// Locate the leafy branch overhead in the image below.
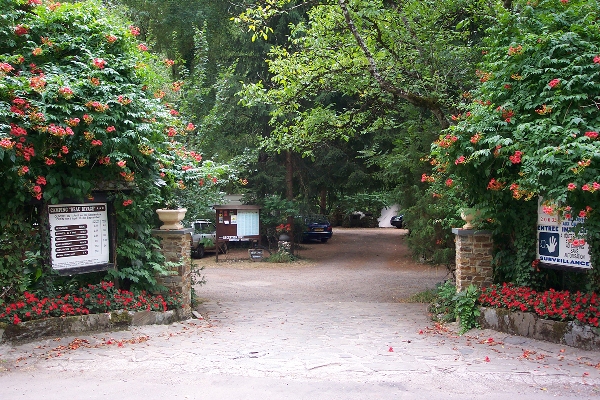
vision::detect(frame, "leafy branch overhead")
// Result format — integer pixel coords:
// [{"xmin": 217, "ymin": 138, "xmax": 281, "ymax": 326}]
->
[{"xmin": 236, "ymin": 0, "xmax": 493, "ymax": 155}]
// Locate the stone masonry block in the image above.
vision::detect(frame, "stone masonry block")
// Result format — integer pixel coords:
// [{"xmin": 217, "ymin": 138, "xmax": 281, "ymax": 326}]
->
[
  {"xmin": 152, "ymin": 229, "xmax": 193, "ymax": 312},
  {"xmin": 454, "ymin": 230, "xmax": 494, "ymax": 291}
]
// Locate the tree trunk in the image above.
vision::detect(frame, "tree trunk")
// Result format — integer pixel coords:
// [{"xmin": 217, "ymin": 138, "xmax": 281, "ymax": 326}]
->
[
  {"xmin": 285, "ymin": 150, "xmax": 295, "ymax": 251},
  {"xmin": 286, "ymin": 150, "xmax": 293, "ymax": 201},
  {"xmin": 320, "ymin": 188, "xmax": 327, "ymax": 215}
]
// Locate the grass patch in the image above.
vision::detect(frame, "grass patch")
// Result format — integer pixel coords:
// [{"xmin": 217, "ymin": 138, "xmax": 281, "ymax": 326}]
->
[
  {"xmin": 402, "ymin": 288, "xmax": 438, "ymax": 303},
  {"xmin": 264, "ymin": 251, "xmax": 297, "ymax": 263}
]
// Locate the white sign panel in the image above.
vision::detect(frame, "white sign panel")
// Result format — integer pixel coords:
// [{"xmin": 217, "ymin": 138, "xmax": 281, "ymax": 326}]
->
[
  {"xmin": 48, "ymin": 203, "xmax": 110, "ymax": 270},
  {"xmin": 537, "ymin": 199, "xmax": 591, "ymax": 269},
  {"xmin": 236, "ymin": 210, "xmax": 259, "ymax": 237}
]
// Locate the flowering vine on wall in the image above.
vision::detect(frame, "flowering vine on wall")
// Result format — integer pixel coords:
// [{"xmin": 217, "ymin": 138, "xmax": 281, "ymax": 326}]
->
[
  {"xmin": 427, "ymin": 0, "xmax": 600, "ymax": 288},
  {"xmin": 0, "ymin": 0, "xmax": 229, "ymax": 300}
]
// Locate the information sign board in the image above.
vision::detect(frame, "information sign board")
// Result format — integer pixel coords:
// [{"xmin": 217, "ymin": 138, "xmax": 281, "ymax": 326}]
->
[
  {"xmin": 248, "ymin": 249, "xmax": 263, "ymax": 261},
  {"xmin": 237, "ymin": 210, "xmax": 259, "ymax": 237},
  {"xmin": 537, "ymin": 199, "xmax": 591, "ymax": 269},
  {"xmin": 48, "ymin": 203, "xmax": 110, "ymax": 271}
]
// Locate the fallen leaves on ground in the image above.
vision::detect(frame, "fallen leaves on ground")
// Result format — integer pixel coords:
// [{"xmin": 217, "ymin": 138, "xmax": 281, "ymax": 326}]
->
[{"xmin": 44, "ymin": 336, "xmax": 150, "ymax": 359}]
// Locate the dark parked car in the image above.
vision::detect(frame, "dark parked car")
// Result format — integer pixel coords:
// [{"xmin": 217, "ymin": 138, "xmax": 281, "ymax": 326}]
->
[
  {"xmin": 390, "ymin": 215, "xmax": 404, "ymax": 228},
  {"xmin": 302, "ymin": 215, "xmax": 333, "ymax": 243}
]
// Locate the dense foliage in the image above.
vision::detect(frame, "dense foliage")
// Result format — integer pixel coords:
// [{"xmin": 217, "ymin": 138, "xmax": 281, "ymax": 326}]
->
[
  {"xmin": 430, "ymin": 0, "xmax": 600, "ymax": 288},
  {"xmin": 0, "ymin": 0, "xmax": 224, "ymax": 303}
]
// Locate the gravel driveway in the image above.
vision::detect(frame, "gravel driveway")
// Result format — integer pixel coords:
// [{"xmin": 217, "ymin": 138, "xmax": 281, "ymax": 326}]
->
[
  {"xmin": 0, "ymin": 227, "xmax": 598, "ymax": 399},
  {"xmin": 197, "ymin": 227, "xmax": 448, "ymax": 304}
]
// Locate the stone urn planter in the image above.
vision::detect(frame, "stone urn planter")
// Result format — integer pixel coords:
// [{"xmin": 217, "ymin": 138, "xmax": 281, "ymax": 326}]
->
[
  {"xmin": 156, "ymin": 208, "xmax": 187, "ymax": 230},
  {"xmin": 460, "ymin": 208, "xmax": 480, "ymax": 229}
]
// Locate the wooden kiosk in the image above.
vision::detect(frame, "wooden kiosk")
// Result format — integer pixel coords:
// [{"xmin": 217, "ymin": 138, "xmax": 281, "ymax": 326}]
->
[{"xmin": 214, "ymin": 204, "xmax": 261, "ymax": 261}]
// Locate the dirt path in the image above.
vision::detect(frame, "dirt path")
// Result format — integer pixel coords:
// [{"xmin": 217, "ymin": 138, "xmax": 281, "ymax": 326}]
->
[
  {"xmin": 0, "ymin": 227, "xmax": 598, "ymax": 399},
  {"xmin": 195, "ymin": 227, "xmax": 448, "ymax": 303}
]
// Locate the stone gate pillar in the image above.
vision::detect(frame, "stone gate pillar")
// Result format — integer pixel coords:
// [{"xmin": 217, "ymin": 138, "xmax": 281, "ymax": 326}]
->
[
  {"xmin": 152, "ymin": 228, "xmax": 193, "ymax": 318},
  {"xmin": 451, "ymin": 228, "xmax": 494, "ymax": 291}
]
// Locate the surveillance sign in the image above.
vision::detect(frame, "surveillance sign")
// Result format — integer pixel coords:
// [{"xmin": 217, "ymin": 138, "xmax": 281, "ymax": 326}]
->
[
  {"xmin": 537, "ymin": 199, "xmax": 591, "ymax": 269},
  {"xmin": 48, "ymin": 203, "xmax": 110, "ymax": 271}
]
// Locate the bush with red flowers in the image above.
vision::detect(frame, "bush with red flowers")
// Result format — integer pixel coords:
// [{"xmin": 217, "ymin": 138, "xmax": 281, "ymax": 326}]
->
[
  {"xmin": 0, "ymin": 0, "xmax": 232, "ymax": 304},
  {"xmin": 479, "ymin": 283, "xmax": 599, "ymax": 327},
  {"xmin": 428, "ymin": 0, "xmax": 600, "ymax": 289},
  {"xmin": 0, "ymin": 281, "xmax": 182, "ymax": 325}
]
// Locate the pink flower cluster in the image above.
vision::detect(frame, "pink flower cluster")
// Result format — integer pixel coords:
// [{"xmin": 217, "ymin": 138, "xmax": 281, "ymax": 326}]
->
[
  {"xmin": 487, "ymin": 178, "xmax": 503, "ymax": 191},
  {"xmin": 421, "ymin": 173, "xmax": 435, "ymax": 183},
  {"xmin": 585, "ymin": 131, "xmax": 598, "ymax": 139},
  {"xmin": 568, "ymin": 181, "xmax": 600, "ymax": 193},
  {"xmin": 58, "ymin": 86, "xmax": 74, "ymax": 98},
  {"xmin": 14, "ymin": 25, "xmax": 29, "ymax": 36},
  {"xmin": 129, "ymin": 25, "xmax": 140, "ymax": 36},
  {"xmin": 542, "ymin": 205, "xmax": 554, "ymax": 215},
  {"xmin": 92, "ymin": 58, "xmax": 106, "ymax": 69},
  {"xmin": 581, "ymin": 183, "xmax": 600, "ymax": 192},
  {"xmin": 0, "ymin": 62, "xmax": 14, "ymax": 73},
  {"xmin": 435, "ymin": 134, "xmax": 458, "ymax": 148},
  {"xmin": 47, "ymin": 124, "xmax": 74, "ymax": 137}
]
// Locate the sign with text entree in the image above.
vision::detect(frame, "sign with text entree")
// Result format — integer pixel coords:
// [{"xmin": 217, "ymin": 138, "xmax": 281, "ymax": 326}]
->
[{"xmin": 537, "ymin": 198, "xmax": 591, "ymax": 269}]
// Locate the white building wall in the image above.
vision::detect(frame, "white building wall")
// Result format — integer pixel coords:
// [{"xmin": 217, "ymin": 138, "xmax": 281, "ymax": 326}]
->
[{"xmin": 378, "ymin": 205, "xmax": 399, "ymax": 228}]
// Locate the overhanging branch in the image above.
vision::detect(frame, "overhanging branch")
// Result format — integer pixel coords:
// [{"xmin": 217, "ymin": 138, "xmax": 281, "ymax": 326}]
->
[{"xmin": 337, "ymin": 0, "xmax": 450, "ymax": 129}]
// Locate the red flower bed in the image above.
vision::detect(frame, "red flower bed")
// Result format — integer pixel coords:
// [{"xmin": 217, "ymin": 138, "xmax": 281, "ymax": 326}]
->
[
  {"xmin": 479, "ymin": 283, "xmax": 599, "ymax": 327},
  {"xmin": 0, "ymin": 281, "xmax": 182, "ymax": 325}
]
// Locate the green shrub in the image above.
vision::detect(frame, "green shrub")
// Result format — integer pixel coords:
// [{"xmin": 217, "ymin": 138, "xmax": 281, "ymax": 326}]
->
[
  {"xmin": 265, "ymin": 250, "xmax": 296, "ymax": 263},
  {"xmin": 429, "ymin": 281, "xmax": 481, "ymax": 334},
  {"xmin": 453, "ymin": 284, "xmax": 481, "ymax": 334},
  {"xmin": 428, "ymin": 280, "xmax": 458, "ymax": 323},
  {"xmin": 0, "ymin": 0, "xmax": 224, "ymax": 299}
]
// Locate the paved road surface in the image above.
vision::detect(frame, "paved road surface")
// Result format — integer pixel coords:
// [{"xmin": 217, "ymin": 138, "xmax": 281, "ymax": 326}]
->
[{"xmin": 0, "ymin": 228, "xmax": 598, "ymax": 399}]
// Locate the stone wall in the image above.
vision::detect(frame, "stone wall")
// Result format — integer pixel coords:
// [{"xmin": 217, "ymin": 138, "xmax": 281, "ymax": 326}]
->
[
  {"xmin": 479, "ymin": 307, "xmax": 600, "ymax": 351},
  {"xmin": 152, "ymin": 228, "xmax": 193, "ymax": 318},
  {"xmin": 0, "ymin": 309, "xmax": 187, "ymax": 343},
  {"xmin": 452, "ymin": 229, "xmax": 494, "ymax": 291}
]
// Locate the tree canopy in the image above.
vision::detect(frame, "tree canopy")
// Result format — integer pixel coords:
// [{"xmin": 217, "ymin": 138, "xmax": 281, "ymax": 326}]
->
[{"xmin": 239, "ymin": 0, "xmax": 492, "ymax": 154}]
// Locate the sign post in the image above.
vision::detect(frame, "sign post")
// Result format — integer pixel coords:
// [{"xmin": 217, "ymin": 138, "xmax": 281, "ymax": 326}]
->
[
  {"xmin": 537, "ymin": 199, "xmax": 591, "ymax": 270},
  {"xmin": 48, "ymin": 203, "xmax": 114, "ymax": 275},
  {"xmin": 213, "ymin": 204, "xmax": 261, "ymax": 262}
]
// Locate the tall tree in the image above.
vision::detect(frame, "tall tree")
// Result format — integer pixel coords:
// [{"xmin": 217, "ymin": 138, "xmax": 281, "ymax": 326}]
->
[{"xmin": 236, "ymin": 0, "xmax": 492, "ymax": 255}]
